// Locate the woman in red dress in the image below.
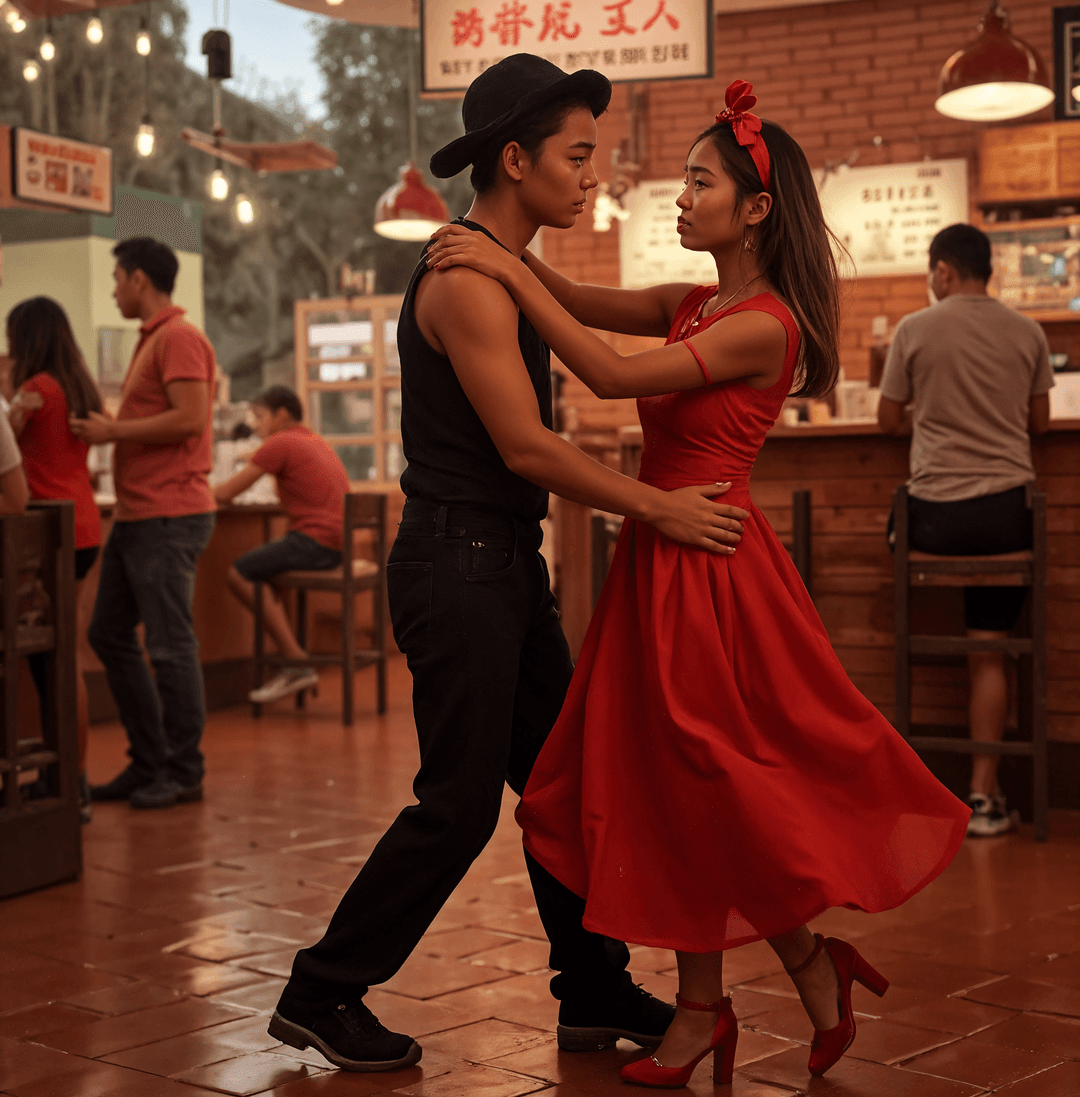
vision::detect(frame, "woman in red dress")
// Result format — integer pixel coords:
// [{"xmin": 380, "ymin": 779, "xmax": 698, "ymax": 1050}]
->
[
  {"xmin": 426, "ymin": 81, "xmax": 970, "ymax": 1087},
  {"xmin": 7, "ymin": 297, "xmax": 103, "ymax": 820}
]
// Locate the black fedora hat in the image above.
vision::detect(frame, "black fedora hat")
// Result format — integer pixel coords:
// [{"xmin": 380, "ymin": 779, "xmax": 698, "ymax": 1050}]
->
[{"xmin": 430, "ymin": 54, "xmax": 611, "ymax": 180}]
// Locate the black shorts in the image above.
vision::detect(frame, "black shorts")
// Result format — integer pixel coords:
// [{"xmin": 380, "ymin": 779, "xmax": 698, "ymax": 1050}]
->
[
  {"xmin": 75, "ymin": 545, "xmax": 99, "ymax": 581},
  {"xmin": 890, "ymin": 485, "xmax": 1031, "ymax": 633},
  {"xmin": 234, "ymin": 530, "xmax": 341, "ymax": 583}
]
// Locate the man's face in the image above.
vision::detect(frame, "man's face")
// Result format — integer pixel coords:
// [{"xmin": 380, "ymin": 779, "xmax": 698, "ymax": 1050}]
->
[
  {"xmin": 517, "ymin": 107, "xmax": 599, "ymax": 230},
  {"xmin": 112, "ymin": 263, "xmax": 141, "ymax": 319}
]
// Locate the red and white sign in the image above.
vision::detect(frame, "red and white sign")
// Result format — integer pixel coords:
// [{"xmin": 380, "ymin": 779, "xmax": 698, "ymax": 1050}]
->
[
  {"xmin": 11, "ymin": 128, "xmax": 113, "ymax": 214},
  {"xmin": 421, "ymin": 0, "xmax": 713, "ymax": 92}
]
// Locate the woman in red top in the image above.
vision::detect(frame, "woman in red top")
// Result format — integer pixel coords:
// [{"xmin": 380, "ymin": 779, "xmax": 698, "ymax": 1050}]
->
[
  {"xmin": 425, "ymin": 82, "xmax": 970, "ymax": 1087},
  {"xmin": 7, "ymin": 297, "xmax": 103, "ymax": 819}
]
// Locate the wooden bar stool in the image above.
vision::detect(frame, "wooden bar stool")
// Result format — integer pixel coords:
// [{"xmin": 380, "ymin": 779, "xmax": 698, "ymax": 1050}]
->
[
  {"xmin": 893, "ymin": 483, "xmax": 1048, "ymax": 841},
  {"xmin": 0, "ymin": 501, "xmax": 80, "ymax": 897},
  {"xmin": 252, "ymin": 493, "xmax": 387, "ymax": 725}
]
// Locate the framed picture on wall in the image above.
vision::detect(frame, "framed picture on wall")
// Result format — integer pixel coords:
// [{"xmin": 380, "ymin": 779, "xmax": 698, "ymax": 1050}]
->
[{"xmin": 1054, "ymin": 5, "xmax": 1080, "ymax": 120}]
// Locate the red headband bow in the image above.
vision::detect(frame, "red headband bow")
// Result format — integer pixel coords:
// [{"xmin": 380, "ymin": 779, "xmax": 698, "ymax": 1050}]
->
[{"xmin": 716, "ymin": 79, "xmax": 770, "ymax": 191}]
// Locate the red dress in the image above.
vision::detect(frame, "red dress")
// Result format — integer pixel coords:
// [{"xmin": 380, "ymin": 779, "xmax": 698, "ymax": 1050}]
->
[
  {"xmin": 18, "ymin": 373, "xmax": 100, "ymax": 550},
  {"xmin": 517, "ymin": 288, "xmax": 970, "ymax": 953}
]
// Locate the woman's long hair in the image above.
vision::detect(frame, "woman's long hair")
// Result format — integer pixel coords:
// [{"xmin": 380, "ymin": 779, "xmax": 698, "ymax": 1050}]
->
[
  {"xmin": 694, "ymin": 118, "xmax": 842, "ymax": 398},
  {"xmin": 7, "ymin": 297, "xmax": 102, "ymax": 419}
]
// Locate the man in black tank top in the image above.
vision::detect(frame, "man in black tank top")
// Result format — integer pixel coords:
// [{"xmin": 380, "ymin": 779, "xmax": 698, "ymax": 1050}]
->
[{"xmin": 270, "ymin": 55, "xmax": 747, "ymax": 1073}]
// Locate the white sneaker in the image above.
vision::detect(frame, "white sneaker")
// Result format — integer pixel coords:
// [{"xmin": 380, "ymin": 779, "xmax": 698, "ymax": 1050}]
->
[
  {"xmin": 249, "ymin": 667, "xmax": 319, "ymax": 703},
  {"xmin": 966, "ymin": 792, "xmax": 1019, "ymax": 837}
]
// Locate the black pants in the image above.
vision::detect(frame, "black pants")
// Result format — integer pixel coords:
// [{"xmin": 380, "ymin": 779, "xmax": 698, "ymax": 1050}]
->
[
  {"xmin": 285, "ymin": 499, "xmax": 631, "ymax": 1008},
  {"xmin": 890, "ymin": 485, "xmax": 1031, "ymax": 632}
]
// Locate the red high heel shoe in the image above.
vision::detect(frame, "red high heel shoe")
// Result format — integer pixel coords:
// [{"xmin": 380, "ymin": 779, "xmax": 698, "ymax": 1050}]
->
[
  {"xmin": 787, "ymin": 934, "xmax": 889, "ymax": 1078},
  {"xmin": 619, "ymin": 994, "xmax": 738, "ymax": 1089}
]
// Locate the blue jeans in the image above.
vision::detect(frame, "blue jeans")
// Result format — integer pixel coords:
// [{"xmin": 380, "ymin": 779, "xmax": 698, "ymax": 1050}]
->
[{"xmin": 88, "ymin": 513, "xmax": 215, "ymax": 785}]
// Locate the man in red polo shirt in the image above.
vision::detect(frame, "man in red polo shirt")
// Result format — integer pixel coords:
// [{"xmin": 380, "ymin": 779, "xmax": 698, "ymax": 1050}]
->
[{"xmin": 72, "ymin": 237, "xmax": 217, "ymax": 810}]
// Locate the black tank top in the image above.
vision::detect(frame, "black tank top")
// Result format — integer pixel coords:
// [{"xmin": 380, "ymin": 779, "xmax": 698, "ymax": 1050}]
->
[{"xmin": 398, "ymin": 219, "xmax": 551, "ymax": 523}]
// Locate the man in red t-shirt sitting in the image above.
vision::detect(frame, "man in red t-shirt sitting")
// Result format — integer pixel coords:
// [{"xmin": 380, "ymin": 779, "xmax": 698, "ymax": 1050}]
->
[{"xmin": 214, "ymin": 385, "xmax": 350, "ymax": 704}]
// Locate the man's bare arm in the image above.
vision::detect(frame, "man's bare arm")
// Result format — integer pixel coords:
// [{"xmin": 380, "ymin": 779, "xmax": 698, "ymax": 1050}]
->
[
  {"xmin": 1028, "ymin": 393, "xmax": 1050, "ymax": 435},
  {"xmin": 71, "ymin": 380, "xmax": 209, "ymax": 445},
  {"xmin": 877, "ymin": 396, "xmax": 911, "ymax": 437}
]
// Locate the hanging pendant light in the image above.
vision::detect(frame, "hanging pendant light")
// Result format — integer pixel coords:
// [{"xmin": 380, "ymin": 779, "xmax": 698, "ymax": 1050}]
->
[
  {"xmin": 22, "ymin": 58, "xmax": 40, "ymax": 82},
  {"xmin": 207, "ymin": 164, "xmax": 230, "ymax": 201},
  {"xmin": 373, "ymin": 29, "xmax": 449, "ymax": 241},
  {"xmin": 375, "ymin": 162, "xmax": 451, "ymax": 241},
  {"xmin": 234, "ymin": 193, "xmax": 256, "ymax": 225},
  {"xmin": 935, "ymin": 3, "xmax": 1054, "ymax": 121},
  {"xmin": 86, "ymin": 16, "xmax": 104, "ymax": 44},
  {"xmin": 135, "ymin": 117, "xmax": 156, "ymax": 157}
]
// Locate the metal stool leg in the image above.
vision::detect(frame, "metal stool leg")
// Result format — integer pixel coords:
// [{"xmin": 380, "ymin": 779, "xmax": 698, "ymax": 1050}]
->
[{"xmin": 295, "ymin": 588, "xmax": 308, "ymax": 710}]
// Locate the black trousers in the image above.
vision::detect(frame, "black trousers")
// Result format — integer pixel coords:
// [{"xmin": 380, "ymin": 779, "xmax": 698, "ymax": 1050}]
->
[
  {"xmin": 889, "ymin": 485, "xmax": 1031, "ymax": 632},
  {"xmin": 285, "ymin": 498, "xmax": 631, "ymax": 1008}
]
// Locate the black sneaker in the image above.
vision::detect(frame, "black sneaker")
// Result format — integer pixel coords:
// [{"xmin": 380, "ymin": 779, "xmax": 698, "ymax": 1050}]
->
[
  {"xmin": 557, "ymin": 981, "xmax": 675, "ymax": 1052},
  {"xmin": 130, "ymin": 777, "xmax": 204, "ymax": 810},
  {"xmin": 268, "ymin": 1000, "xmax": 421, "ymax": 1072},
  {"xmin": 90, "ymin": 767, "xmax": 152, "ymax": 802}
]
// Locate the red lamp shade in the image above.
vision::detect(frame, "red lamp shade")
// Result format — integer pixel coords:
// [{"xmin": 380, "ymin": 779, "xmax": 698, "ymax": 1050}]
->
[
  {"xmin": 373, "ymin": 162, "xmax": 450, "ymax": 241},
  {"xmin": 935, "ymin": 3, "xmax": 1054, "ymax": 121}
]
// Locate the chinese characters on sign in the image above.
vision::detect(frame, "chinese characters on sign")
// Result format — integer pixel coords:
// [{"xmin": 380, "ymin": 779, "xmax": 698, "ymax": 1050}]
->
[
  {"xmin": 11, "ymin": 127, "xmax": 113, "ymax": 214},
  {"xmin": 817, "ymin": 159, "xmax": 969, "ymax": 277},
  {"xmin": 618, "ymin": 181, "xmax": 716, "ymax": 289},
  {"xmin": 422, "ymin": 0, "xmax": 711, "ymax": 91}
]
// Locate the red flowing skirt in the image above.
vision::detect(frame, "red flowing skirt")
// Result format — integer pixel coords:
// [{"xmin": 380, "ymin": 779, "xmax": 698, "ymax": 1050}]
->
[{"xmin": 517, "ymin": 507, "xmax": 969, "ymax": 952}]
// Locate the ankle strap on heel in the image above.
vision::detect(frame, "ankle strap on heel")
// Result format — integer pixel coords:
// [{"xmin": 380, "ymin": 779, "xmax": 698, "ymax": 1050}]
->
[
  {"xmin": 675, "ymin": 994, "xmax": 730, "ymax": 1012},
  {"xmin": 785, "ymin": 933, "xmax": 825, "ymax": 977}
]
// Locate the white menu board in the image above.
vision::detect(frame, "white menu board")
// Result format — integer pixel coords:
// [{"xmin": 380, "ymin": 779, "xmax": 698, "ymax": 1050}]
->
[
  {"xmin": 618, "ymin": 181, "xmax": 716, "ymax": 289},
  {"xmin": 819, "ymin": 159, "xmax": 970, "ymax": 277}
]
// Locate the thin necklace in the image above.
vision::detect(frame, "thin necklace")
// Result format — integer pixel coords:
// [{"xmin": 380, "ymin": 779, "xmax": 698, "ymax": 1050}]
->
[{"xmin": 691, "ymin": 276, "xmax": 763, "ymax": 329}]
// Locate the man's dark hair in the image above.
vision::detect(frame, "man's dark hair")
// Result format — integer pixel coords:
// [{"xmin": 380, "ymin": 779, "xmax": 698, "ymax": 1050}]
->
[
  {"xmin": 929, "ymin": 224, "xmax": 992, "ymax": 283},
  {"xmin": 112, "ymin": 237, "xmax": 179, "ymax": 295},
  {"xmin": 470, "ymin": 96, "xmax": 593, "ymax": 193},
  {"xmin": 252, "ymin": 384, "xmax": 303, "ymax": 422}
]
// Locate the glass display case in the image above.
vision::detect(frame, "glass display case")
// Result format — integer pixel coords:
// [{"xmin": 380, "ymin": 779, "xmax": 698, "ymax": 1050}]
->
[{"xmin": 294, "ymin": 295, "xmax": 403, "ymax": 487}]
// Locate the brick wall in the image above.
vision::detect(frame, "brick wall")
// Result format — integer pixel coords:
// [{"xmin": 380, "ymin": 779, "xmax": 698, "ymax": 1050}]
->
[{"xmin": 545, "ymin": 0, "xmax": 1058, "ymax": 428}]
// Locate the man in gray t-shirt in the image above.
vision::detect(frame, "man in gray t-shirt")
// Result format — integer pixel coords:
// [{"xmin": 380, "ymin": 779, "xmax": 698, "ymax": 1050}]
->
[{"xmin": 878, "ymin": 223, "xmax": 1052, "ymax": 838}]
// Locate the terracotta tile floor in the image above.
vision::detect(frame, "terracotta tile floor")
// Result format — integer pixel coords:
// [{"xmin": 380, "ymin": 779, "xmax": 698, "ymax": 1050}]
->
[{"xmin": 3, "ymin": 656, "xmax": 1080, "ymax": 1096}]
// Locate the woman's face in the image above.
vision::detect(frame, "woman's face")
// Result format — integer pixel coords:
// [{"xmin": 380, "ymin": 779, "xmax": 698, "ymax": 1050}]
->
[
  {"xmin": 675, "ymin": 139, "xmax": 747, "ymax": 253},
  {"xmin": 516, "ymin": 106, "xmax": 600, "ymax": 230}
]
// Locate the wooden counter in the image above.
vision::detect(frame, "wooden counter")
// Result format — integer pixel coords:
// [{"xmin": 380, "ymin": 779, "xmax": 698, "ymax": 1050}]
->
[
  {"xmin": 554, "ymin": 419, "xmax": 1080, "ymax": 808},
  {"xmin": 84, "ymin": 495, "xmax": 404, "ymax": 722}
]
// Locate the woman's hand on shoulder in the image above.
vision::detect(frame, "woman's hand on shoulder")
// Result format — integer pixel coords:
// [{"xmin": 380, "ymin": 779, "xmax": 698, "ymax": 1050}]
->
[{"xmin": 426, "ymin": 224, "xmax": 520, "ymax": 288}]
